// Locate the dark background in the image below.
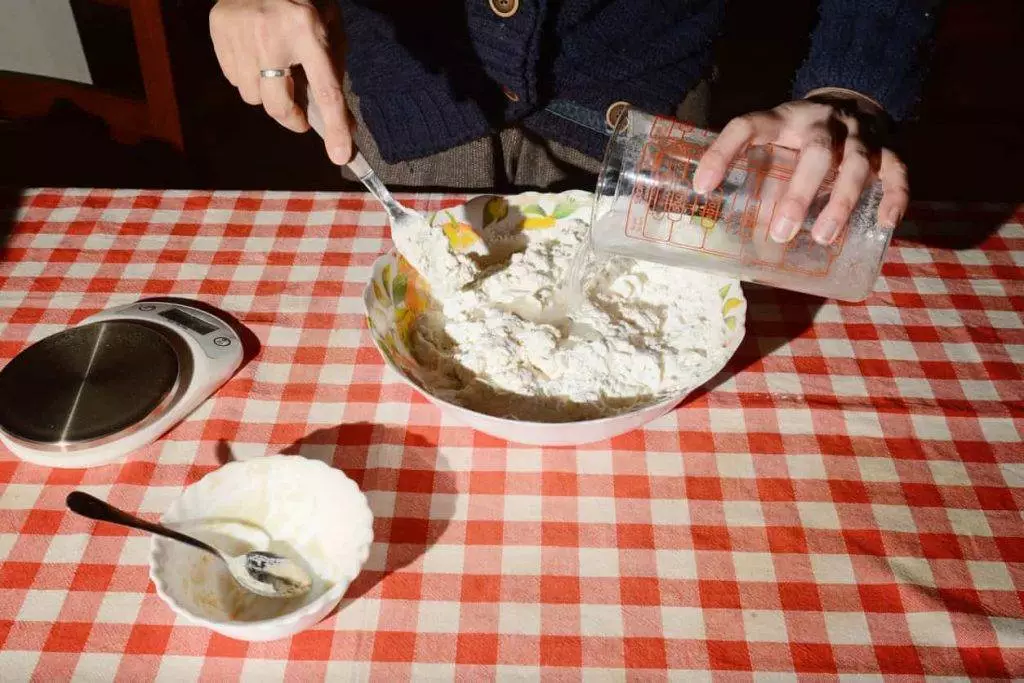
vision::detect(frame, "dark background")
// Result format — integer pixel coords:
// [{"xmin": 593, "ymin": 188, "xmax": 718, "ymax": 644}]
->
[{"xmin": 1, "ymin": 0, "xmax": 1021, "ymax": 201}]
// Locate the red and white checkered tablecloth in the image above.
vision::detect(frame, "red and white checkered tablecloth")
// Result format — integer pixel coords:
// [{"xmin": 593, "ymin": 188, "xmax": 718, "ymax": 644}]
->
[{"xmin": 0, "ymin": 188, "xmax": 1022, "ymax": 680}]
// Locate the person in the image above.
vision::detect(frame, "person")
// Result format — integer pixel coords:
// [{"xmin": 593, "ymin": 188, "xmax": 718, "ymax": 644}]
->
[{"xmin": 209, "ymin": 0, "xmax": 938, "ymax": 244}]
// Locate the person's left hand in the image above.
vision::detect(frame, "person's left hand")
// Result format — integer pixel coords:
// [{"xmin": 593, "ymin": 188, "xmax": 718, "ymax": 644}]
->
[{"xmin": 692, "ymin": 92, "xmax": 908, "ymax": 245}]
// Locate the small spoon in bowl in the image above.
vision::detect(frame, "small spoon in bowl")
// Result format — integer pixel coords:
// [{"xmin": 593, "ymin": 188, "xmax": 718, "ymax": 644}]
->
[{"xmin": 66, "ymin": 491, "xmax": 311, "ymax": 599}]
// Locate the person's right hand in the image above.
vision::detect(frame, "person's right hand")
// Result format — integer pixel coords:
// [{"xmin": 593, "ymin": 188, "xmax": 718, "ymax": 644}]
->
[{"xmin": 209, "ymin": 0, "xmax": 353, "ymax": 164}]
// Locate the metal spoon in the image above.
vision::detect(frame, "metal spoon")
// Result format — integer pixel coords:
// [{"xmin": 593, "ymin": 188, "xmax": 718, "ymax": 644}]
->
[
  {"xmin": 343, "ymin": 151, "xmax": 429, "ymax": 267},
  {"xmin": 303, "ymin": 90, "xmax": 424, "ymax": 246},
  {"xmin": 304, "ymin": 92, "xmax": 480, "ymax": 294},
  {"xmin": 65, "ymin": 491, "xmax": 312, "ymax": 599}
]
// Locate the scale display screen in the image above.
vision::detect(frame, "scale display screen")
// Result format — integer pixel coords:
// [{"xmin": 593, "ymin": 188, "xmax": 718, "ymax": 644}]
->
[{"xmin": 159, "ymin": 308, "xmax": 217, "ymax": 335}]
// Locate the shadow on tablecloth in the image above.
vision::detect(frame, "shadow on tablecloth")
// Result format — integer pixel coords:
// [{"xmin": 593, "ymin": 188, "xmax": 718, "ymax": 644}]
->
[
  {"xmin": 276, "ymin": 423, "xmax": 456, "ymax": 605},
  {"xmin": 695, "ymin": 198, "xmax": 1022, "ymax": 398},
  {"xmin": 697, "ymin": 284, "xmax": 825, "ymax": 397},
  {"xmin": 896, "ymin": 204, "xmax": 1020, "ymax": 251}
]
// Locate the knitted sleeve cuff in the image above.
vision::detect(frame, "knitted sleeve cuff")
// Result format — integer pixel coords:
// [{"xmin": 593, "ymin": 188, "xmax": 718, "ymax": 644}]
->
[{"xmin": 793, "ymin": 0, "xmax": 942, "ymax": 121}]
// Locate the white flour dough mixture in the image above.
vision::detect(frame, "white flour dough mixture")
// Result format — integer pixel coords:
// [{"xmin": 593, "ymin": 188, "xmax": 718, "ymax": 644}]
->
[
  {"xmin": 392, "ymin": 214, "xmax": 477, "ymax": 297},
  {"xmin": 408, "ymin": 210, "xmax": 737, "ymax": 422}
]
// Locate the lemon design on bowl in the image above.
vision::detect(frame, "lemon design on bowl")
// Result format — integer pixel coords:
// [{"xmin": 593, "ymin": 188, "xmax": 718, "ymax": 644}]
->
[
  {"xmin": 483, "ymin": 197, "xmax": 509, "ymax": 226},
  {"xmin": 520, "ymin": 197, "xmax": 582, "ymax": 230},
  {"xmin": 719, "ymin": 283, "xmax": 744, "ymax": 331},
  {"xmin": 367, "ymin": 260, "xmax": 423, "ymax": 372},
  {"xmin": 523, "ymin": 215, "xmax": 557, "ymax": 230},
  {"xmin": 441, "ymin": 211, "xmax": 480, "ymax": 250}
]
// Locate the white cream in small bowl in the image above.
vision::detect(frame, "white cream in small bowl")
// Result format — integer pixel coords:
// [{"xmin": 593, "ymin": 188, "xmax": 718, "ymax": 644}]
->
[{"xmin": 149, "ymin": 456, "xmax": 373, "ymax": 642}]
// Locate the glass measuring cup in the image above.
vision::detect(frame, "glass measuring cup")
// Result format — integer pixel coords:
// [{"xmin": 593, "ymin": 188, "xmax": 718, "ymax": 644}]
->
[{"xmin": 588, "ymin": 108, "xmax": 894, "ymax": 301}]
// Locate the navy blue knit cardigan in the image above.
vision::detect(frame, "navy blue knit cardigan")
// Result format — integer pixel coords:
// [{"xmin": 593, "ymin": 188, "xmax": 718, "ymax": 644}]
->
[{"xmin": 338, "ymin": 0, "xmax": 940, "ymax": 163}]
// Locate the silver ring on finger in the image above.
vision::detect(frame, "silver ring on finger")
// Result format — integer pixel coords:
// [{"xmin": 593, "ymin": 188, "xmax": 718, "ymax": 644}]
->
[{"xmin": 259, "ymin": 68, "xmax": 290, "ymax": 78}]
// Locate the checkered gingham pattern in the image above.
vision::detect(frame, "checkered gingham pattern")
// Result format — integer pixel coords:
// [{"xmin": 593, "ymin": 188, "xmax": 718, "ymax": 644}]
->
[{"xmin": 0, "ymin": 189, "xmax": 1022, "ymax": 681}]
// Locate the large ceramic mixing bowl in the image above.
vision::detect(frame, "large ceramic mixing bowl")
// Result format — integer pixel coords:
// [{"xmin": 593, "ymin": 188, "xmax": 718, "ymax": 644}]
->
[{"xmin": 362, "ymin": 191, "xmax": 746, "ymax": 446}]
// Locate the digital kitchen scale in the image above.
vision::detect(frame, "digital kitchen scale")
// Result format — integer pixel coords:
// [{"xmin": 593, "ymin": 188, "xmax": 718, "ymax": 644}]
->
[{"xmin": 0, "ymin": 300, "xmax": 243, "ymax": 468}]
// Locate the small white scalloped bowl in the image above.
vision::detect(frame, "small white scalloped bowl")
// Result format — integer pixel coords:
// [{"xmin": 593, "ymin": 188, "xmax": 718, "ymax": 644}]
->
[{"xmin": 149, "ymin": 456, "xmax": 373, "ymax": 642}]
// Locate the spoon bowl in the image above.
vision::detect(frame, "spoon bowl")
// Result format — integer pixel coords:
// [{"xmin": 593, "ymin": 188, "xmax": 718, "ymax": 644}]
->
[{"xmin": 227, "ymin": 550, "xmax": 312, "ymax": 599}]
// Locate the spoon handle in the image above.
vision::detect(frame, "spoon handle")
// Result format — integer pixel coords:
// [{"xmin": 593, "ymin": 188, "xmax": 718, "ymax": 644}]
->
[
  {"xmin": 302, "ymin": 86, "xmax": 406, "ymax": 221},
  {"xmin": 66, "ymin": 492, "xmax": 219, "ymax": 556},
  {"xmin": 350, "ymin": 157, "xmax": 408, "ymax": 220}
]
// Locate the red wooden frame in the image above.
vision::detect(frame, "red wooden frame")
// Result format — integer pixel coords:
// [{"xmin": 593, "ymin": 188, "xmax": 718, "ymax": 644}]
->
[{"xmin": 0, "ymin": 0, "xmax": 183, "ymax": 150}]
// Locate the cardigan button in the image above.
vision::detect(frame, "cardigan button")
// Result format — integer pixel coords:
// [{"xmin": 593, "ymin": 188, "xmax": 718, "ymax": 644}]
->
[
  {"xmin": 489, "ymin": 0, "xmax": 518, "ymax": 18},
  {"xmin": 502, "ymin": 85, "xmax": 520, "ymax": 102},
  {"xmin": 605, "ymin": 100, "xmax": 630, "ymax": 130}
]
